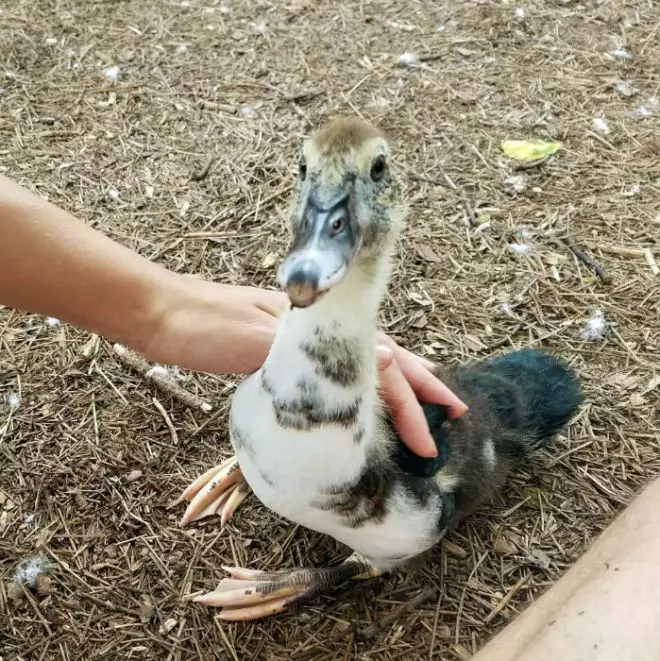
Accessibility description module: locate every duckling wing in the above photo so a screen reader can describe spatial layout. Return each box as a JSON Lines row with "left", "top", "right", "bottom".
{"left": 391, "top": 348, "right": 583, "bottom": 515}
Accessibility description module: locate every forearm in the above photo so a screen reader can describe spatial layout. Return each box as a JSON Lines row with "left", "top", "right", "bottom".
{"left": 0, "top": 174, "right": 178, "bottom": 353}
{"left": 473, "top": 476, "right": 660, "bottom": 661}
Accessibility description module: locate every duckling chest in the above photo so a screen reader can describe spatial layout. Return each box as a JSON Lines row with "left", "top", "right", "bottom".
{"left": 229, "top": 368, "right": 370, "bottom": 509}
{"left": 229, "top": 372, "right": 444, "bottom": 565}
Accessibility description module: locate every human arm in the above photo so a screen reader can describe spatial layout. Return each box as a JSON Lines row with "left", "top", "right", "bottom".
{"left": 0, "top": 173, "right": 467, "bottom": 456}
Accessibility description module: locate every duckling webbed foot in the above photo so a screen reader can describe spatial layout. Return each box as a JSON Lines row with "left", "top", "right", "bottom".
{"left": 175, "top": 457, "right": 250, "bottom": 526}
{"left": 193, "top": 554, "right": 382, "bottom": 621}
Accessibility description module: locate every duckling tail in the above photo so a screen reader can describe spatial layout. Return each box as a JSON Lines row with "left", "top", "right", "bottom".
{"left": 460, "top": 347, "right": 583, "bottom": 454}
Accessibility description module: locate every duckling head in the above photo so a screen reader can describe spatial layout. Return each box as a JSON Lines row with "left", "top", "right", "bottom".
{"left": 278, "top": 116, "right": 407, "bottom": 308}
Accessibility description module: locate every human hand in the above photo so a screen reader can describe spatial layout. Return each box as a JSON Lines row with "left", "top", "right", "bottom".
{"left": 147, "top": 278, "right": 467, "bottom": 457}
{"left": 375, "top": 335, "right": 469, "bottom": 457}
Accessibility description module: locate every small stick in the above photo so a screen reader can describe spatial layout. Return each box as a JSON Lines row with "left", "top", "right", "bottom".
{"left": 644, "top": 249, "right": 660, "bottom": 275}
{"left": 112, "top": 344, "right": 212, "bottom": 412}
{"left": 152, "top": 397, "right": 179, "bottom": 445}
{"left": 408, "top": 173, "right": 457, "bottom": 191}
{"left": 588, "top": 243, "right": 646, "bottom": 258}
{"left": 484, "top": 571, "right": 532, "bottom": 624}
{"left": 20, "top": 583, "right": 53, "bottom": 636}
{"left": 357, "top": 587, "right": 437, "bottom": 642}
{"left": 555, "top": 237, "right": 611, "bottom": 284}
{"left": 77, "top": 591, "right": 141, "bottom": 618}
{"left": 190, "top": 156, "right": 215, "bottom": 182}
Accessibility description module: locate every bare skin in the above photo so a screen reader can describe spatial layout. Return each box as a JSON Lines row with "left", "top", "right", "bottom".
{"left": 0, "top": 174, "right": 467, "bottom": 458}
{"left": 472, "top": 476, "right": 660, "bottom": 661}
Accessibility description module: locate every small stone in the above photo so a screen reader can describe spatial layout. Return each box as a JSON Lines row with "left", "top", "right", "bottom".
{"left": 159, "top": 617, "right": 178, "bottom": 634}
{"left": 35, "top": 574, "right": 53, "bottom": 597}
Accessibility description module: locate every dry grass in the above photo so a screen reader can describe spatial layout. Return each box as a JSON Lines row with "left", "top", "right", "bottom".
{"left": 1, "top": 0, "right": 660, "bottom": 659}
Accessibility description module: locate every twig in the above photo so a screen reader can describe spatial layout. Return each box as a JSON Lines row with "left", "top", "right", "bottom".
{"left": 356, "top": 587, "right": 437, "bottom": 642}
{"left": 483, "top": 571, "right": 532, "bottom": 624}
{"left": 408, "top": 173, "right": 457, "bottom": 191}
{"left": 281, "top": 89, "right": 325, "bottom": 104}
{"left": 428, "top": 589, "right": 443, "bottom": 660}
{"left": 455, "top": 550, "right": 489, "bottom": 644}
{"left": 152, "top": 397, "right": 179, "bottom": 445}
{"left": 112, "top": 344, "right": 212, "bottom": 412}
{"left": 587, "top": 243, "right": 646, "bottom": 258}
{"left": 214, "top": 618, "right": 240, "bottom": 661}
{"left": 190, "top": 156, "right": 215, "bottom": 182}
{"left": 77, "top": 591, "right": 141, "bottom": 618}
{"left": 20, "top": 584, "right": 53, "bottom": 636}
{"left": 555, "top": 236, "right": 611, "bottom": 284}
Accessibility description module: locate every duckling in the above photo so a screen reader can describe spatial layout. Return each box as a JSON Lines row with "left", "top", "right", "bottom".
{"left": 176, "top": 117, "right": 583, "bottom": 621}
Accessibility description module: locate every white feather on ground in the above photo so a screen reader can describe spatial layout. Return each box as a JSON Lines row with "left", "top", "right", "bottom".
{"left": 6, "top": 392, "right": 21, "bottom": 410}
{"left": 12, "top": 555, "right": 52, "bottom": 588}
{"left": 580, "top": 309, "right": 607, "bottom": 341}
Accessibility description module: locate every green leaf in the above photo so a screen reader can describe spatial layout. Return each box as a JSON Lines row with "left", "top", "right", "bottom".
{"left": 501, "top": 139, "right": 561, "bottom": 161}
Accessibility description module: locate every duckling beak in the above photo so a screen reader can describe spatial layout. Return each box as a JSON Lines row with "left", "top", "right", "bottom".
{"left": 278, "top": 190, "right": 360, "bottom": 308}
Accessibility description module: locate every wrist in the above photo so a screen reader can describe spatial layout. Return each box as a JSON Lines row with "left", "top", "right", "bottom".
{"left": 136, "top": 272, "right": 235, "bottom": 372}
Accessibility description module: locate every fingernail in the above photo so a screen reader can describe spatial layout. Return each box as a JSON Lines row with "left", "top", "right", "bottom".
{"left": 376, "top": 344, "right": 394, "bottom": 368}
{"left": 448, "top": 406, "right": 468, "bottom": 420}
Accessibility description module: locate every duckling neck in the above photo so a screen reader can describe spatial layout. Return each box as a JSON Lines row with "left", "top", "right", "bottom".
{"left": 259, "top": 255, "right": 392, "bottom": 463}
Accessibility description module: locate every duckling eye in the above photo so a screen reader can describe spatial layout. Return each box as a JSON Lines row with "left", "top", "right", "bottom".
{"left": 299, "top": 158, "right": 307, "bottom": 181}
{"left": 370, "top": 155, "right": 387, "bottom": 182}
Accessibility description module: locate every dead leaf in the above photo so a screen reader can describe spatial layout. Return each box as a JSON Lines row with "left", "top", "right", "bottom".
{"left": 605, "top": 373, "right": 639, "bottom": 390}
{"left": 416, "top": 244, "right": 442, "bottom": 263}
{"left": 7, "top": 582, "right": 24, "bottom": 606}
{"left": 139, "top": 596, "right": 155, "bottom": 624}
{"left": 527, "top": 548, "right": 552, "bottom": 570}
{"left": 493, "top": 536, "right": 517, "bottom": 556}
{"left": 443, "top": 540, "right": 468, "bottom": 558}
{"left": 543, "top": 252, "right": 567, "bottom": 266}
{"left": 454, "top": 46, "right": 477, "bottom": 57}
{"left": 453, "top": 643, "right": 472, "bottom": 660}
{"left": 261, "top": 252, "right": 278, "bottom": 269}
{"left": 522, "top": 487, "right": 548, "bottom": 509}
{"left": 35, "top": 574, "right": 53, "bottom": 597}
{"left": 463, "top": 334, "right": 487, "bottom": 352}
{"left": 408, "top": 291, "right": 432, "bottom": 307}
{"left": 642, "top": 374, "right": 660, "bottom": 394}
{"left": 411, "top": 312, "right": 428, "bottom": 329}
{"left": 630, "top": 393, "right": 646, "bottom": 407}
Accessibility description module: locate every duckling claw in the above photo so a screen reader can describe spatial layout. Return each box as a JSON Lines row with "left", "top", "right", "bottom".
{"left": 179, "top": 457, "right": 249, "bottom": 526}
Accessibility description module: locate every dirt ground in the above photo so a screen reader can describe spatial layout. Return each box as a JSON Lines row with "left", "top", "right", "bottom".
{"left": 1, "top": 0, "right": 659, "bottom": 659}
